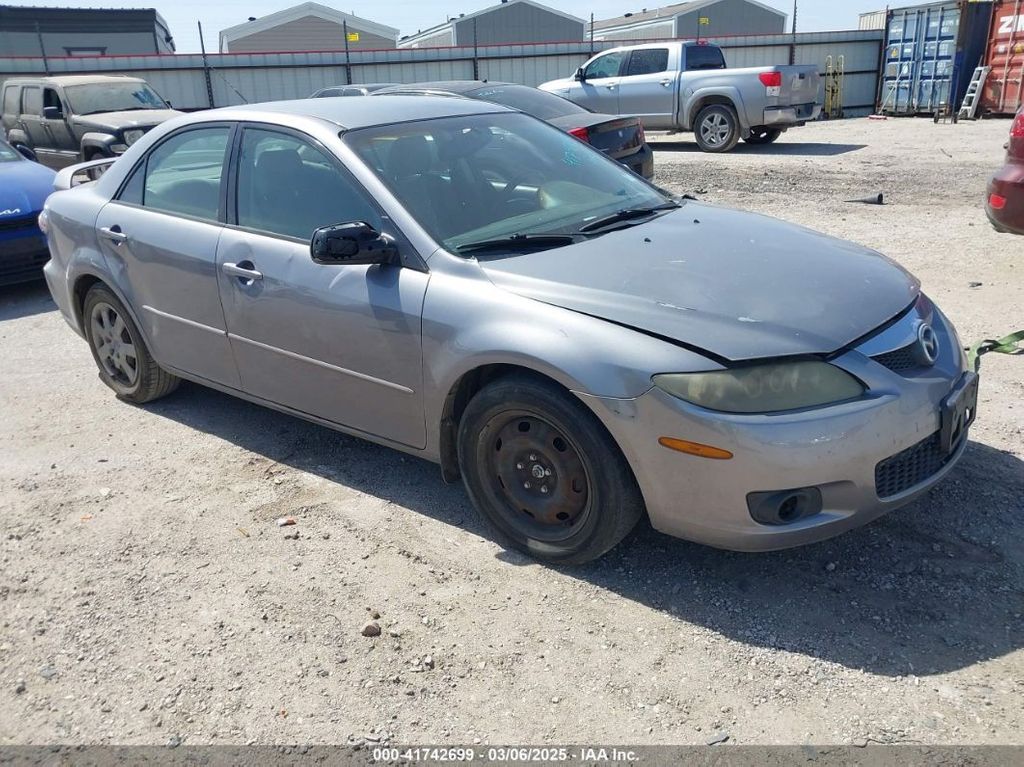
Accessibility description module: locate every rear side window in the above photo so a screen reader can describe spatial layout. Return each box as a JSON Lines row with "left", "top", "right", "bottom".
{"left": 685, "top": 45, "right": 726, "bottom": 71}
{"left": 2, "top": 86, "right": 19, "bottom": 116}
{"left": 127, "top": 127, "right": 230, "bottom": 221}
{"left": 625, "top": 49, "right": 669, "bottom": 76}
{"left": 22, "top": 87, "right": 42, "bottom": 115}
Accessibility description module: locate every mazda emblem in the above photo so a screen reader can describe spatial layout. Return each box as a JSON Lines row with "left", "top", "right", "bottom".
{"left": 915, "top": 322, "right": 939, "bottom": 366}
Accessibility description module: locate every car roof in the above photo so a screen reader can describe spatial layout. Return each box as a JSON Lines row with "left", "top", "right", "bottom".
{"left": 378, "top": 81, "right": 513, "bottom": 95}
{"left": 211, "top": 95, "right": 512, "bottom": 130}
{"left": 4, "top": 75, "right": 146, "bottom": 87}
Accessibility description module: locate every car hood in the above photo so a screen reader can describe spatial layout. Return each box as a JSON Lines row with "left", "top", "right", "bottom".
{"left": 479, "top": 203, "right": 920, "bottom": 361}
{"left": 0, "top": 159, "right": 56, "bottom": 215}
{"left": 73, "top": 109, "right": 183, "bottom": 131}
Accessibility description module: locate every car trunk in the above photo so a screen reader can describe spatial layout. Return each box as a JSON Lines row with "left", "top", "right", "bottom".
{"left": 546, "top": 114, "right": 644, "bottom": 160}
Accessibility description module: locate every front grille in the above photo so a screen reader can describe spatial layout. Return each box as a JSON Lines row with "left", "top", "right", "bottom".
{"left": 872, "top": 343, "right": 920, "bottom": 374}
{"left": 0, "top": 214, "right": 39, "bottom": 233}
{"left": 874, "top": 431, "right": 959, "bottom": 499}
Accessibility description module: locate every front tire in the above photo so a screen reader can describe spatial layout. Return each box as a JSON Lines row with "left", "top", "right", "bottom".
{"left": 457, "top": 374, "right": 644, "bottom": 565}
{"left": 744, "top": 127, "right": 782, "bottom": 145}
{"left": 694, "top": 104, "right": 740, "bottom": 153}
{"left": 83, "top": 285, "right": 180, "bottom": 403}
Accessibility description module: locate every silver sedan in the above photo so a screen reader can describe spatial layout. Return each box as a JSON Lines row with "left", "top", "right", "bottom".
{"left": 40, "top": 96, "right": 977, "bottom": 564}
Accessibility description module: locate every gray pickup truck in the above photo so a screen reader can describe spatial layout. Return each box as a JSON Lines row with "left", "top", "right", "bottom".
{"left": 539, "top": 41, "right": 821, "bottom": 153}
{"left": 1, "top": 75, "right": 181, "bottom": 169}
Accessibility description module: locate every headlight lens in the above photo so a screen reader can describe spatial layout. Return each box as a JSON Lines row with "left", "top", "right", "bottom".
{"left": 123, "top": 129, "right": 145, "bottom": 145}
{"left": 653, "top": 361, "right": 864, "bottom": 414}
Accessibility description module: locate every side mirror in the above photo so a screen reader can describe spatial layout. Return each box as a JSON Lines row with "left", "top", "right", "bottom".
{"left": 310, "top": 221, "right": 398, "bottom": 266}
{"left": 42, "top": 105, "right": 62, "bottom": 120}
{"left": 574, "top": 67, "right": 586, "bottom": 82}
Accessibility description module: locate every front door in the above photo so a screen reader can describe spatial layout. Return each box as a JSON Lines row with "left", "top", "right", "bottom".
{"left": 95, "top": 124, "right": 240, "bottom": 388}
{"left": 216, "top": 126, "right": 428, "bottom": 448}
{"left": 616, "top": 47, "right": 677, "bottom": 129}
{"left": 41, "top": 87, "right": 79, "bottom": 167}
{"left": 572, "top": 50, "right": 628, "bottom": 113}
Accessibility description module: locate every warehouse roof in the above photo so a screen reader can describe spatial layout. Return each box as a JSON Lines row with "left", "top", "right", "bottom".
{"left": 591, "top": 0, "right": 785, "bottom": 32}
{"left": 219, "top": 2, "right": 398, "bottom": 49}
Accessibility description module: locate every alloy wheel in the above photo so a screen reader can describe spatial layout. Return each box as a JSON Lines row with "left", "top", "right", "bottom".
{"left": 700, "top": 113, "right": 732, "bottom": 146}
{"left": 90, "top": 301, "right": 138, "bottom": 387}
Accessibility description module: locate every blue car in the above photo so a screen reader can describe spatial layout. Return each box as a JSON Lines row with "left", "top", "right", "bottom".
{"left": 0, "top": 139, "right": 56, "bottom": 285}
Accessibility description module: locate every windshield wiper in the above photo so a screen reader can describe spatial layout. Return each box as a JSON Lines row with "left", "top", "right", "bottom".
{"left": 576, "top": 202, "right": 681, "bottom": 234}
{"left": 455, "top": 233, "right": 578, "bottom": 255}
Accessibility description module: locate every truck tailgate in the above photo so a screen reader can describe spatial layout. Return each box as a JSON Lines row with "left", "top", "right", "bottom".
{"left": 778, "top": 66, "right": 819, "bottom": 104}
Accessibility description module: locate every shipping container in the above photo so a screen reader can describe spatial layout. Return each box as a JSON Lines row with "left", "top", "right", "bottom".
{"left": 878, "top": 0, "right": 995, "bottom": 115}
{"left": 859, "top": 10, "right": 889, "bottom": 32}
{"left": 981, "top": 0, "right": 1024, "bottom": 115}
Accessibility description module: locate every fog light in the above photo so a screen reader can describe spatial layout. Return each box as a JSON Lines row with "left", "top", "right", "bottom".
{"left": 747, "top": 487, "right": 823, "bottom": 526}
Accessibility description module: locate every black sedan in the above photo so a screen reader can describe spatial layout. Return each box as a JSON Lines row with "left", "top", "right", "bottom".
{"left": 366, "top": 81, "right": 654, "bottom": 180}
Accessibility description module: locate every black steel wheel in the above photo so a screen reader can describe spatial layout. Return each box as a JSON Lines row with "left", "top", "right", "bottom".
{"left": 458, "top": 374, "right": 644, "bottom": 564}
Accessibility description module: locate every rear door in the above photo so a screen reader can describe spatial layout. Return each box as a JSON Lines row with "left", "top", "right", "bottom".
{"left": 95, "top": 123, "right": 241, "bottom": 388}
{"left": 615, "top": 46, "right": 678, "bottom": 129}
{"left": 19, "top": 87, "right": 52, "bottom": 164}
{"left": 572, "top": 50, "right": 628, "bottom": 113}
{"left": 216, "top": 124, "right": 428, "bottom": 448}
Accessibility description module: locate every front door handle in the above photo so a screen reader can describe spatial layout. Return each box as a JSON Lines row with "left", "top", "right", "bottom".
{"left": 99, "top": 225, "right": 127, "bottom": 244}
{"left": 222, "top": 261, "right": 263, "bottom": 282}
{"left": 660, "top": 79, "right": 672, "bottom": 86}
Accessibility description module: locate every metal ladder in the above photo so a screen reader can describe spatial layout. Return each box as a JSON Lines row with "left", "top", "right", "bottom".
{"left": 957, "top": 66, "right": 991, "bottom": 120}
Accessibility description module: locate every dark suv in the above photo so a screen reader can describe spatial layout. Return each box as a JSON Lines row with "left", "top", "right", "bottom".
{"left": 1, "top": 74, "right": 181, "bottom": 169}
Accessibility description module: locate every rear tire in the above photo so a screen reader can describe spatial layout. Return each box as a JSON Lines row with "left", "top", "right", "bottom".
{"left": 693, "top": 104, "right": 740, "bottom": 153}
{"left": 744, "top": 128, "right": 782, "bottom": 145}
{"left": 457, "top": 374, "right": 644, "bottom": 565}
{"left": 82, "top": 285, "right": 180, "bottom": 404}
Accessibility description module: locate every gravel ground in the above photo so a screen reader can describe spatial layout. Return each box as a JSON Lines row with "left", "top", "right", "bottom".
{"left": 1, "top": 116, "right": 1022, "bottom": 747}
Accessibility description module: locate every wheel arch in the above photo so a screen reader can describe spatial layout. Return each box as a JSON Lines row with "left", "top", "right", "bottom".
{"left": 70, "top": 270, "right": 150, "bottom": 351}
{"left": 685, "top": 89, "right": 744, "bottom": 130}
{"left": 437, "top": 363, "right": 571, "bottom": 483}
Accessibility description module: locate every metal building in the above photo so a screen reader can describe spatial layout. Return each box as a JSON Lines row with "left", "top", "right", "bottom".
{"left": 219, "top": 2, "right": 398, "bottom": 53}
{"left": 590, "top": 0, "right": 788, "bottom": 42}
{"left": 398, "top": 0, "right": 585, "bottom": 49}
{"left": 0, "top": 5, "right": 175, "bottom": 57}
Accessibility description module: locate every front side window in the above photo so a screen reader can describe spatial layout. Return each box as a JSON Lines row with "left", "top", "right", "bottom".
{"left": 584, "top": 51, "right": 626, "bottom": 80}
{"left": 625, "top": 48, "right": 670, "bottom": 77}
{"left": 129, "top": 127, "right": 230, "bottom": 220}
{"left": 236, "top": 128, "right": 380, "bottom": 241}
{"left": 345, "top": 113, "right": 670, "bottom": 253}
{"left": 42, "top": 88, "right": 63, "bottom": 116}
{"left": 63, "top": 82, "right": 167, "bottom": 115}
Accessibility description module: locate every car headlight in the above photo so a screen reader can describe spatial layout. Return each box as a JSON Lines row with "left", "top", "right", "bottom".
{"left": 123, "top": 129, "right": 145, "bottom": 145}
{"left": 653, "top": 361, "right": 865, "bottom": 414}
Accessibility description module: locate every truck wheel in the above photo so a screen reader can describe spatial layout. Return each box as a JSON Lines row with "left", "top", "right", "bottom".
{"left": 744, "top": 128, "right": 782, "bottom": 145}
{"left": 84, "top": 147, "right": 112, "bottom": 161}
{"left": 694, "top": 104, "right": 740, "bottom": 153}
{"left": 457, "top": 373, "right": 644, "bottom": 565}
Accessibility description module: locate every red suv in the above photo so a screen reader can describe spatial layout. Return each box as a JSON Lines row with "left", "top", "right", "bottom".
{"left": 987, "top": 107, "right": 1024, "bottom": 234}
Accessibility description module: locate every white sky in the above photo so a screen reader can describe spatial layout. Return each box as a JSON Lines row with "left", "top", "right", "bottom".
{"left": 7, "top": 0, "right": 910, "bottom": 53}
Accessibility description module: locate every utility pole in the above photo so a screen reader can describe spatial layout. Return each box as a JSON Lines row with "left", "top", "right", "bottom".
{"left": 197, "top": 21, "right": 215, "bottom": 108}
{"left": 589, "top": 12, "right": 594, "bottom": 57}
{"left": 789, "top": 0, "right": 798, "bottom": 65}
{"left": 343, "top": 20, "right": 353, "bottom": 85}
{"left": 35, "top": 21, "right": 50, "bottom": 76}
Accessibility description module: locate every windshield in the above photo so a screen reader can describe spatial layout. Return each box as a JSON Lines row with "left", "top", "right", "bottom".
{"left": 0, "top": 139, "right": 22, "bottom": 163}
{"left": 344, "top": 113, "right": 671, "bottom": 253}
{"left": 64, "top": 82, "right": 167, "bottom": 115}
{"left": 466, "top": 84, "right": 589, "bottom": 119}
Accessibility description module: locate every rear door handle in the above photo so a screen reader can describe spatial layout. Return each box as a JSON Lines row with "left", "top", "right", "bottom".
{"left": 222, "top": 261, "right": 263, "bottom": 282}
{"left": 99, "top": 225, "right": 127, "bottom": 244}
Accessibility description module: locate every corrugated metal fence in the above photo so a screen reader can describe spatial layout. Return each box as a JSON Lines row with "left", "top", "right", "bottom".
{"left": 0, "top": 29, "right": 884, "bottom": 117}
